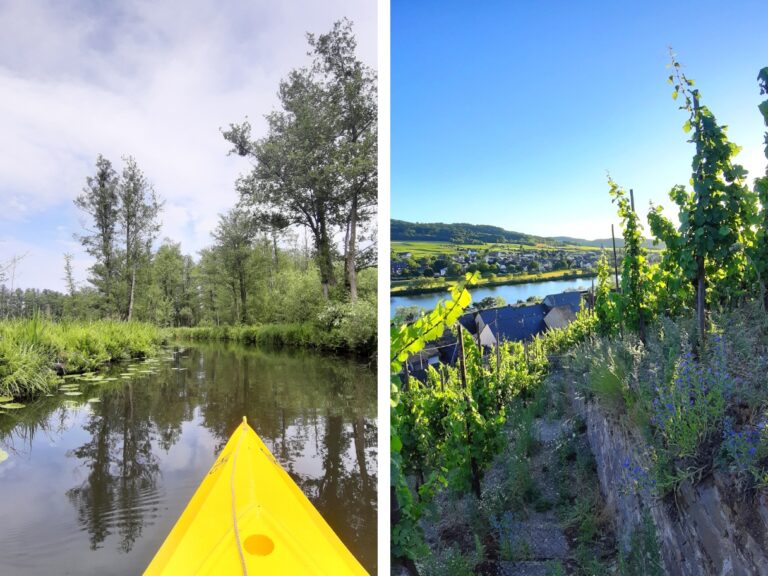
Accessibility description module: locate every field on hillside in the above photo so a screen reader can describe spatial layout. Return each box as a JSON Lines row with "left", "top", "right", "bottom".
{"left": 391, "top": 240, "right": 601, "bottom": 259}
{"left": 390, "top": 268, "right": 595, "bottom": 293}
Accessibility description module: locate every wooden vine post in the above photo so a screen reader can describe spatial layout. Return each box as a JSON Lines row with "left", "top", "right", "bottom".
{"left": 457, "top": 323, "right": 481, "bottom": 498}
{"left": 495, "top": 309, "right": 501, "bottom": 393}
{"left": 611, "top": 224, "right": 620, "bottom": 292}
{"left": 630, "top": 188, "right": 646, "bottom": 342}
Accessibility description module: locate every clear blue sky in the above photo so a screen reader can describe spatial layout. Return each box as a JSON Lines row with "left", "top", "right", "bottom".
{"left": 392, "top": 0, "right": 768, "bottom": 239}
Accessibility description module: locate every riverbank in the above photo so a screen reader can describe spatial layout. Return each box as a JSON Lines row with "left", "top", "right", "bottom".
{"left": 0, "top": 318, "right": 163, "bottom": 399}
{"left": 391, "top": 269, "right": 596, "bottom": 296}
{"left": 169, "top": 321, "right": 376, "bottom": 359}
{"left": 391, "top": 275, "right": 597, "bottom": 319}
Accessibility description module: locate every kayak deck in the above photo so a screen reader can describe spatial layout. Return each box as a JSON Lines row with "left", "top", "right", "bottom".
{"left": 144, "top": 417, "right": 368, "bottom": 575}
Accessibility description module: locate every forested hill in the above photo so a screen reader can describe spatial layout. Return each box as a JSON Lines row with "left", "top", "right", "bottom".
{"left": 392, "top": 219, "right": 660, "bottom": 249}
{"left": 391, "top": 220, "right": 542, "bottom": 244}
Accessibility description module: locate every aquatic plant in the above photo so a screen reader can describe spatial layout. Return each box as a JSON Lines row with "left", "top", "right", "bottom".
{"left": 0, "top": 318, "right": 163, "bottom": 398}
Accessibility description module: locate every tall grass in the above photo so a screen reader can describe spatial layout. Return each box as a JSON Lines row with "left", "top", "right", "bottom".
{"left": 0, "top": 318, "right": 163, "bottom": 398}
{"left": 170, "top": 321, "right": 376, "bottom": 356}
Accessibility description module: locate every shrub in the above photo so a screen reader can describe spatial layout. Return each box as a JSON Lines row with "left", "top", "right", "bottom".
{"left": 650, "top": 339, "right": 728, "bottom": 462}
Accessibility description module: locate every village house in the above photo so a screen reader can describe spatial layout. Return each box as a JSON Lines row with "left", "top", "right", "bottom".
{"left": 401, "top": 291, "right": 588, "bottom": 382}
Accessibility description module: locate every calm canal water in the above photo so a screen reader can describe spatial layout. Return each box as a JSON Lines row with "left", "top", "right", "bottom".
{"left": 390, "top": 277, "right": 594, "bottom": 317}
{"left": 0, "top": 343, "right": 377, "bottom": 575}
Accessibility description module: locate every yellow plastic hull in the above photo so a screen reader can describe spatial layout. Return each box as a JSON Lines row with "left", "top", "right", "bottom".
{"left": 144, "top": 418, "right": 368, "bottom": 575}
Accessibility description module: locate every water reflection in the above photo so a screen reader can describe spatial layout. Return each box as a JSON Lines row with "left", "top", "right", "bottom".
{"left": 66, "top": 388, "right": 161, "bottom": 553}
{"left": 0, "top": 344, "right": 377, "bottom": 575}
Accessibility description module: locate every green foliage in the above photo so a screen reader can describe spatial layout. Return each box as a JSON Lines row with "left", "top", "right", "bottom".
{"left": 657, "top": 56, "right": 759, "bottom": 332}
{"left": 648, "top": 336, "right": 728, "bottom": 485}
{"left": 170, "top": 308, "right": 375, "bottom": 356}
{"left": 594, "top": 251, "right": 617, "bottom": 333}
{"left": 74, "top": 155, "right": 120, "bottom": 314}
{"left": 618, "top": 512, "right": 664, "bottom": 576}
{"left": 0, "top": 318, "right": 162, "bottom": 398}
{"left": 392, "top": 305, "right": 426, "bottom": 326}
{"left": 609, "top": 177, "right": 652, "bottom": 333}
{"left": 476, "top": 295, "right": 506, "bottom": 309}
{"left": 420, "top": 544, "right": 482, "bottom": 576}
{"left": 225, "top": 20, "right": 376, "bottom": 296}
{"left": 751, "top": 67, "right": 768, "bottom": 303}
{"left": 647, "top": 204, "right": 693, "bottom": 316}
{"left": 390, "top": 273, "right": 479, "bottom": 562}
{"left": 588, "top": 359, "right": 629, "bottom": 415}
{"left": 390, "top": 273, "right": 598, "bottom": 564}
{"left": 538, "top": 309, "right": 598, "bottom": 355}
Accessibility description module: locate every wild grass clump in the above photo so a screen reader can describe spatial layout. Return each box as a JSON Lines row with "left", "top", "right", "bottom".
{"left": 0, "top": 318, "right": 163, "bottom": 398}
{"left": 0, "top": 338, "right": 57, "bottom": 398}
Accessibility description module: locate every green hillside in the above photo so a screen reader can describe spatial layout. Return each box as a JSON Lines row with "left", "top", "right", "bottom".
{"left": 392, "top": 219, "right": 661, "bottom": 249}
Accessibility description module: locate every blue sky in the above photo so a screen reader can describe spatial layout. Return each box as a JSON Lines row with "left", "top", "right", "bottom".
{"left": 0, "top": 0, "right": 376, "bottom": 290}
{"left": 392, "top": 0, "right": 768, "bottom": 239}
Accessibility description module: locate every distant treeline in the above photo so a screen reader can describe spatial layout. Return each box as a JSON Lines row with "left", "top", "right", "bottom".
{"left": 391, "top": 219, "right": 539, "bottom": 244}
{"left": 392, "top": 219, "right": 661, "bottom": 249}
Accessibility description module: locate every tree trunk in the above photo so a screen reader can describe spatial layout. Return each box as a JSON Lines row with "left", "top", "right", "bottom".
{"left": 317, "top": 216, "right": 335, "bottom": 300}
{"left": 352, "top": 416, "right": 368, "bottom": 492}
{"left": 346, "top": 194, "right": 359, "bottom": 301}
{"left": 272, "top": 234, "right": 279, "bottom": 270}
{"left": 127, "top": 265, "right": 136, "bottom": 321}
{"left": 230, "top": 282, "right": 239, "bottom": 324}
{"left": 238, "top": 268, "right": 247, "bottom": 324}
{"left": 209, "top": 288, "right": 219, "bottom": 326}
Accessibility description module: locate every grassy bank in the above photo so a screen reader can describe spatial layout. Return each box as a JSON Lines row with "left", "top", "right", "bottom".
{"left": 169, "top": 320, "right": 376, "bottom": 358}
{"left": 0, "top": 318, "right": 163, "bottom": 399}
{"left": 391, "top": 269, "right": 596, "bottom": 296}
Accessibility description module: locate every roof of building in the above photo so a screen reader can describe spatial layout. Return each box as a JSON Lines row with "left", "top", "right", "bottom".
{"left": 406, "top": 345, "right": 440, "bottom": 372}
{"left": 544, "top": 305, "right": 576, "bottom": 330}
{"left": 457, "top": 312, "right": 478, "bottom": 335}
{"left": 477, "top": 303, "right": 547, "bottom": 343}
{"left": 542, "top": 291, "right": 582, "bottom": 313}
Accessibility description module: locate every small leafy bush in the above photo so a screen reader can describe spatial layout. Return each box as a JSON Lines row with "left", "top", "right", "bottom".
{"left": 650, "top": 340, "right": 728, "bottom": 462}
{"left": 721, "top": 417, "right": 768, "bottom": 488}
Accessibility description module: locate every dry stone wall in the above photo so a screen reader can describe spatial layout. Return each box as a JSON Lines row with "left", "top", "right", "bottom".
{"left": 572, "top": 393, "right": 768, "bottom": 576}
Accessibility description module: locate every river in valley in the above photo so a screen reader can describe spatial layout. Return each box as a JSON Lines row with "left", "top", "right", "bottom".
{"left": 0, "top": 343, "right": 377, "bottom": 575}
{"left": 390, "top": 276, "right": 595, "bottom": 318}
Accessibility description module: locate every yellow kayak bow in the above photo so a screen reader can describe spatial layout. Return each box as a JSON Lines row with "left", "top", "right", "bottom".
{"left": 144, "top": 417, "right": 368, "bottom": 575}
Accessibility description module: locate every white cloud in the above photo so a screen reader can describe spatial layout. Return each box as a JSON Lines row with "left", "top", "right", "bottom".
{"left": 0, "top": 0, "right": 376, "bottom": 290}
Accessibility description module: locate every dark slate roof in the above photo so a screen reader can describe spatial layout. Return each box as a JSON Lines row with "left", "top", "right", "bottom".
{"left": 543, "top": 291, "right": 582, "bottom": 314}
{"left": 457, "top": 312, "right": 478, "bottom": 335}
{"left": 478, "top": 304, "right": 547, "bottom": 343}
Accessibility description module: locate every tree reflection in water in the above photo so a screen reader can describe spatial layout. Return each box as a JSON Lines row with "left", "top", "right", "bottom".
{"left": 30, "top": 343, "right": 380, "bottom": 572}
{"left": 66, "top": 384, "right": 161, "bottom": 552}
